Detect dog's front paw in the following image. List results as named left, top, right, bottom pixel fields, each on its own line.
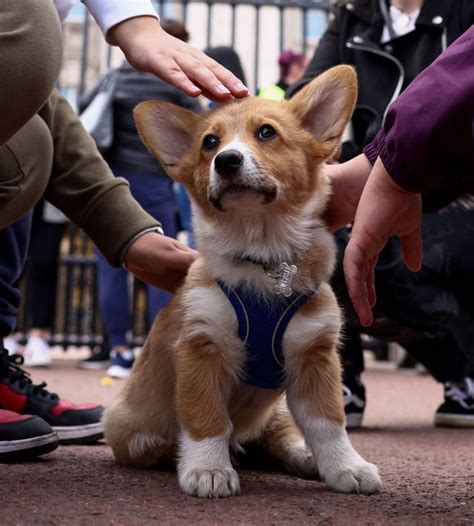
left=324, top=460, right=382, bottom=495
left=179, top=467, right=241, bottom=498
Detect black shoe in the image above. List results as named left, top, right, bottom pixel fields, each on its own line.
left=362, top=337, right=389, bottom=361
left=398, top=353, right=418, bottom=369
left=78, top=346, right=111, bottom=370
left=0, top=349, right=104, bottom=444
left=343, top=374, right=366, bottom=429
left=434, top=377, right=474, bottom=427
left=0, top=409, right=59, bottom=462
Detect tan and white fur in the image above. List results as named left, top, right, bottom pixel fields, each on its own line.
left=103, top=66, right=382, bottom=498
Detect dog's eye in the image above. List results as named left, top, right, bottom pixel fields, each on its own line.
left=257, top=124, right=276, bottom=140
left=202, top=134, right=219, bottom=150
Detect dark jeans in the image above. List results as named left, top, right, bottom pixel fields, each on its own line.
left=24, top=202, right=66, bottom=329
left=0, top=214, right=32, bottom=337
left=177, top=184, right=196, bottom=249
left=96, top=169, right=178, bottom=347
left=333, top=206, right=474, bottom=384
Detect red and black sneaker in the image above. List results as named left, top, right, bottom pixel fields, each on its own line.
left=0, top=349, right=104, bottom=444
left=0, top=408, right=58, bottom=461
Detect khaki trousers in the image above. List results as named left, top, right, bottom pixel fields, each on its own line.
left=0, top=0, right=63, bottom=227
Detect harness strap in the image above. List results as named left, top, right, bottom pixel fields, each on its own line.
left=217, top=280, right=317, bottom=388
left=219, top=281, right=250, bottom=344
left=271, top=289, right=316, bottom=367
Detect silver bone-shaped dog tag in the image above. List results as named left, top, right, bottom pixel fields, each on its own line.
left=274, top=262, right=297, bottom=297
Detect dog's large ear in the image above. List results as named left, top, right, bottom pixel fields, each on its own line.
left=134, top=101, right=198, bottom=181
left=288, top=65, right=357, bottom=156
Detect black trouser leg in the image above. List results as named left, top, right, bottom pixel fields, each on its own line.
left=24, top=204, right=66, bottom=330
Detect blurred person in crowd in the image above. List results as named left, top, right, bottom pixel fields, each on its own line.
left=0, top=0, right=248, bottom=461
left=258, top=49, right=308, bottom=101
left=287, top=0, right=474, bottom=428
left=324, top=27, right=474, bottom=418
left=79, top=19, right=202, bottom=378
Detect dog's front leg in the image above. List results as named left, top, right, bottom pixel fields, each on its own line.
left=176, top=336, right=240, bottom=498
left=286, top=344, right=382, bottom=494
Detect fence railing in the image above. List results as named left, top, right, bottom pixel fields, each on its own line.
left=18, top=0, right=331, bottom=350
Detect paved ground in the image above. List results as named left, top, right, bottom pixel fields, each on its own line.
left=3, top=355, right=473, bottom=525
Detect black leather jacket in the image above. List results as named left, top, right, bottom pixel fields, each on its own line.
left=287, top=0, right=474, bottom=160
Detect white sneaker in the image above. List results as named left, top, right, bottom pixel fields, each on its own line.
left=106, top=349, right=135, bottom=379
left=23, top=336, right=52, bottom=367
left=3, top=336, right=20, bottom=355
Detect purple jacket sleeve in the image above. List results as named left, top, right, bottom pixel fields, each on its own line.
left=364, top=26, right=474, bottom=210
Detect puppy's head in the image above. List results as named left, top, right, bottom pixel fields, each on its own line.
left=135, top=65, right=356, bottom=216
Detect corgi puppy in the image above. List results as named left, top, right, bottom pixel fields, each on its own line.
left=103, top=66, right=382, bottom=498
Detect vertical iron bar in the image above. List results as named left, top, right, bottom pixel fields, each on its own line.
left=106, top=45, right=112, bottom=70
left=131, top=276, right=137, bottom=347
left=279, top=6, right=284, bottom=53
left=254, top=4, right=261, bottom=94
left=74, top=235, right=82, bottom=341
left=78, top=11, right=90, bottom=99
left=183, top=0, right=189, bottom=26
left=91, top=257, right=98, bottom=343
left=206, top=1, right=212, bottom=49
left=302, top=7, right=308, bottom=54
left=63, top=227, right=73, bottom=344
left=155, top=0, right=165, bottom=17
left=230, top=2, right=236, bottom=48
left=325, top=4, right=330, bottom=25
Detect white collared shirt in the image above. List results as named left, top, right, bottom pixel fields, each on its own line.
left=54, top=0, right=159, bottom=35
left=381, top=5, right=421, bottom=43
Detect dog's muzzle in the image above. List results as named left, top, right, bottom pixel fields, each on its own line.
left=209, top=148, right=278, bottom=211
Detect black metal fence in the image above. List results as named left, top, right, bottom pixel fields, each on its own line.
left=18, top=0, right=331, bottom=349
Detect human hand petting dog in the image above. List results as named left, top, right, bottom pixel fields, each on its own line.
left=342, top=158, right=422, bottom=327
left=323, top=154, right=373, bottom=232
left=124, top=232, right=199, bottom=293
left=108, top=16, right=249, bottom=101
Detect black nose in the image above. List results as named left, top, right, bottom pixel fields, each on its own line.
left=214, top=149, right=243, bottom=177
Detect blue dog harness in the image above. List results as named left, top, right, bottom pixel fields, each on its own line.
left=217, top=280, right=316, bottom=389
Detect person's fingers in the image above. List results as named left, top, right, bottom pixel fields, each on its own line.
left=400, top=227, right=423, bottom=272
left=343, top=241, right=373, bottom=327
left=171, top=240, right=199, bottom=257
left=201, top=55, right=249, bottom=97
left=133, top=269, right=187, bottom=293
left=161, top=244, right=199, bottom=270
left=366, top=255, right=378, bottom=308
left=173, top=53, right=233, bottom=100
left=344, top=225, right=388, bottom=326
left=149, top=55, right=202, bottom=97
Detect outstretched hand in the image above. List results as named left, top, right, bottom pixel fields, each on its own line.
left=323, top=154, right=373, bottom=232
left=108, top=16, right=249, bottom=101
left=343, top=158, right=423, bottom=326
left=124, top=232, right=199, bottom=293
